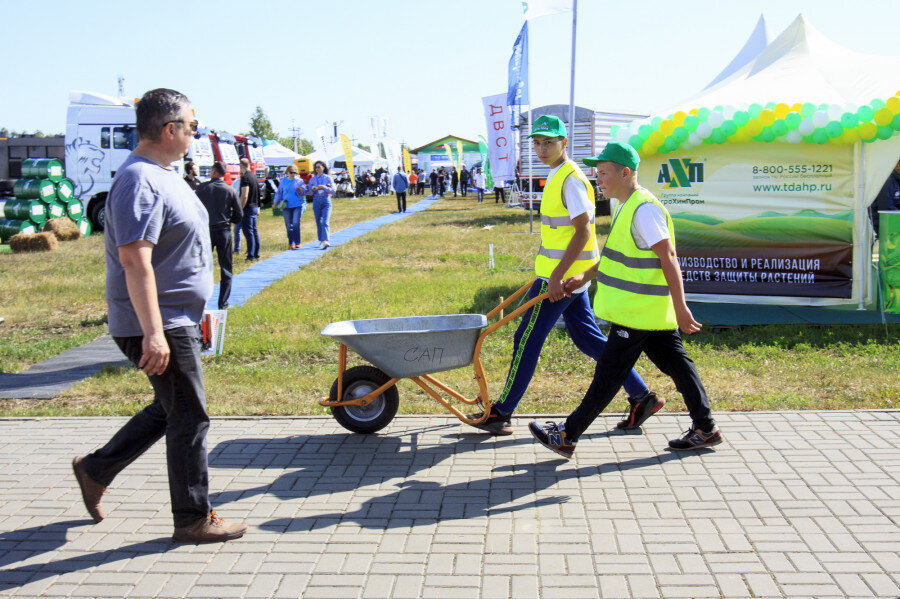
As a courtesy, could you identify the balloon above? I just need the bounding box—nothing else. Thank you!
[733,128,752,143]
[648,131,665,147]
[771,120,788,136]
[610,125,620,138]
[812,129,828,144]
[875,107,893,126]
[745,120,763,136]
[688,108,698,116]
[672,127,689,143]
[840,113,858,129]
[887,96,900,114]
[697,107,711,121]
[629,135,644,149]
[818,103,830,111]
[688,132,701,146]
[785,113,802,130]
[683,115,700,131]
[710,130,726,144]
[673,111,687,126]
[877,125,894,140]
[841,128,860,144]
[825,121,843,138]
[651,116,663,128]
[748,103,763,117]
[697,122,713,138]
[790,103,803,113]
[721,120,738,137]
[708,111,724,128]
[827,105,843,121]
[723,105,737,119]
[760,128,776,143]
[859,122,877,140]
[803,134,815,143]
[774,103,790,119]
[798,119,815,135]
[893,113,900,131]
[857,105,875,122]
[759,110,775,126]
[812,111,828,127]
[660,120,675,136]
[733,111,750,127]
[800,103,816,118]
[786,130,803,144]
[871,98,886,110]
[638,124,653,140]
[617,128,631,143]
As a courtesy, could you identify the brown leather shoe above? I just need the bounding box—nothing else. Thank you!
[172,511,248,543]
[72,456,105,522]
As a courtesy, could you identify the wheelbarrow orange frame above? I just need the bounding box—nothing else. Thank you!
[319,280,549,426]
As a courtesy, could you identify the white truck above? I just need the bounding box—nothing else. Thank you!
[65,90,184,230]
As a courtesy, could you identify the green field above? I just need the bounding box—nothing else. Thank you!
[0,194,897,418]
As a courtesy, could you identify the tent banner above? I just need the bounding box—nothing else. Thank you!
[442,143,454,168]
[456,140,463,172]
[481,93,515,181]
[637,143,855,298]
[340,134,355,190]
[402,147,412,174]
[478,135,494,190]
[879,210,900,313]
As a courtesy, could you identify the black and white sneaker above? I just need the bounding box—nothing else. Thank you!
[617,391,665,430]
[528,421,576,459]
[668,426,723,450]
[466,405,513,436]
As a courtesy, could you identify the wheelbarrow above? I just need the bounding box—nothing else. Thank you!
[319,280,549,433]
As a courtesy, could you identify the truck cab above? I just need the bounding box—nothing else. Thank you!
[65,90,139,230]
[234,135,267,183]
[186,126,215,181]
[208,131,240,185]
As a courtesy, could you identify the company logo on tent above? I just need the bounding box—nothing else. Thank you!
[658,157,705,189]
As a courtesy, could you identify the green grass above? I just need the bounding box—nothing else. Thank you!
[0,192,897,418]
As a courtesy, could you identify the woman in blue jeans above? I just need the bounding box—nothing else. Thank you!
[308,160,335,249]
[274,165,307,249]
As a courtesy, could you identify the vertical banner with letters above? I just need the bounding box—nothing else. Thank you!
[402,147,412,174]
[442,143,454,169]
[456,140,463,172]
[481,93,515,181]
[638,143,855,299]
[339,134,355,192]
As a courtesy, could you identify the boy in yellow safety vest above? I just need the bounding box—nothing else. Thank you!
[528,141,722,457]
[469,116,662,436]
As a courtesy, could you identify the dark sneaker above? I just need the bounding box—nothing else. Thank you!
[172,511,248,543]
[617,391,666,430]
[72,456,106,523]
[528,421,576,459]
[467,404,513,436]
[668,427,723,450]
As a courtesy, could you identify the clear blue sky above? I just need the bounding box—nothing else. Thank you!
[1,0,897,148]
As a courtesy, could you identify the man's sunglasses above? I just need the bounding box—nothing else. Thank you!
[167,119,199,132]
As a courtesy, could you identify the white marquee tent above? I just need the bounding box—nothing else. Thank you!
[261,140,303,166]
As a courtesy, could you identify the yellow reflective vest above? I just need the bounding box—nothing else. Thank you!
[534,160,600,280]
[594,188,678,330]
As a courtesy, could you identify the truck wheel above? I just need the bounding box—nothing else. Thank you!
[329,366,398,434]
[88,200,106,232]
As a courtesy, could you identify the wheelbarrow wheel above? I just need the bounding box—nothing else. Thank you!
[329,365,399,434]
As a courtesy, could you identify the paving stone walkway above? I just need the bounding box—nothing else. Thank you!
[0,411,897,598]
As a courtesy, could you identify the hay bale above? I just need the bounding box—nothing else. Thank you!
[9,232,59,253]
[43,217,81,241]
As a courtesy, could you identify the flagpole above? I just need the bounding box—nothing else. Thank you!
[568,0,578,131]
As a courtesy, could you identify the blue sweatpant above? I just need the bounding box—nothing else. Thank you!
[494,279,650,416]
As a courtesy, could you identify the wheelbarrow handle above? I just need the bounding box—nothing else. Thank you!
[484,280,535,321]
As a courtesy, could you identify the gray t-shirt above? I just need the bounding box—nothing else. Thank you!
[105,153,213,337]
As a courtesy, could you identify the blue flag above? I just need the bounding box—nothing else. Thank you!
[507,22,529,107]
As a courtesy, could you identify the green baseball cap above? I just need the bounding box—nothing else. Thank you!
[529,115,567,138]
[583,141,641,170]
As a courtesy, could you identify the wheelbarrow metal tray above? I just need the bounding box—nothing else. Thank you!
[321,314,488,378]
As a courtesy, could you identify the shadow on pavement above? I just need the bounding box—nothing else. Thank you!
[0,519,173,591]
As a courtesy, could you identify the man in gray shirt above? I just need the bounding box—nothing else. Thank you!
[71,88,247,543]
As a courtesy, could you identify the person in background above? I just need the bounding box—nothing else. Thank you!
[451,167,459,197]
[437,168,446,197]
[494,181,506,204]
[239,158,261,261]
[473,167,486,203]
[417,169,426,195]
[274,165,308,249]
[429,168,438,197]
[309,160,335,249]
[392,166,410,213]
[71,87,247,543]
[183,161,200,192]
[195,161,242,309]
[870,158,900,234]
[529,141,721,458]
[459,166,470,197]
[408,169,418,197]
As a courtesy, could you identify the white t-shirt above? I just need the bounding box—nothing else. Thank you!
[613,193,670,250]
[538,163,596,294]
